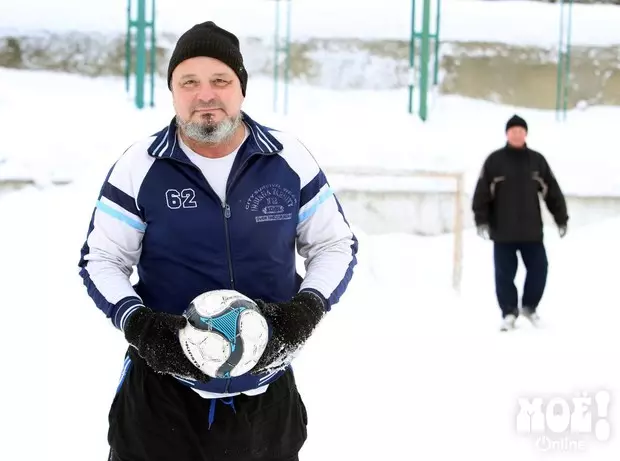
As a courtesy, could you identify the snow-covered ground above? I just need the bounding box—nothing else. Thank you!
[1,68,619,461]
[1,1,619,459]
[1,67,619,197]
[1,0,620,47]
[1,177,618,461]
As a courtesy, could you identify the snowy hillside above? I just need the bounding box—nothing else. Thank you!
[1,68,619,198]
[2,1,618,100]
[1,0,620,46]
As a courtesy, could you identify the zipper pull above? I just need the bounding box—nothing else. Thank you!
[223,203,231,219]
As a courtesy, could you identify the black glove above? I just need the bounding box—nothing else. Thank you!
[252,291,326,374]
[124,307,211,382]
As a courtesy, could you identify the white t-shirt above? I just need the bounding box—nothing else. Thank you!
[178,126,249,203]
[177,125,269,399]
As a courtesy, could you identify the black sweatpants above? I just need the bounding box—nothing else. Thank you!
[493,241,548,317]
[107,348,307,461]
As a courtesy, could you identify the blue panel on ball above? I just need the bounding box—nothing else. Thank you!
[200,307,246,348]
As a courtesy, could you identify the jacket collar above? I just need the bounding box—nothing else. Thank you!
[147,111,283,160]
[505,142,528,151]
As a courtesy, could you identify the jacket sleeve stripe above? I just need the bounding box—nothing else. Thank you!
[253,125,278,152]
[298,183,334,223]
[78,262,144,331]
[96,198,146,232]
[326,197,359,306]
[114,297,145,331]
[79,140,153,330]
[102,181,141,217]
[78,263,118,318]
[270,132,358,308]
[296,181,358,309]
[80,199,145,327]
[299,169,326,207]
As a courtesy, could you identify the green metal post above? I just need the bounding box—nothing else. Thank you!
[149,0,156,107]
[408,0,416,114]
[135,0,146,110]
[433,0,441,85]
[419,0,431,121]
[126,0,156,109]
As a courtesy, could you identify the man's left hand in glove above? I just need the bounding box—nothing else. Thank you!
[252,291,326,374]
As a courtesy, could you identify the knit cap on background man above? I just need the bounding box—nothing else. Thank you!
[505,114,528,132]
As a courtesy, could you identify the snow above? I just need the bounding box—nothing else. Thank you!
[1,178,619,460]
[2,1,620,459]
[1,67,619,197]
[1,0,620,46]
[1,73,618,460]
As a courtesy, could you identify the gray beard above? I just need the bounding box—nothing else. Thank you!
[176,113,242,145]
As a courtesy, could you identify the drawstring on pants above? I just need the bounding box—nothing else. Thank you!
[208,397,236,430]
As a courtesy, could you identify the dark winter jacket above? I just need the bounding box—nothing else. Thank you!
[472,144,568,242]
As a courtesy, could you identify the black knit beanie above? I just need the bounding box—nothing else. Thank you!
[506,114,528,132]
[167,21,248,96]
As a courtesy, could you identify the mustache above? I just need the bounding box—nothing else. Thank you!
[192,99,224,112]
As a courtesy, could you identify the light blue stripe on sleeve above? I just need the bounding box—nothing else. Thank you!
[96,200,146,231]
[298,187,334,223]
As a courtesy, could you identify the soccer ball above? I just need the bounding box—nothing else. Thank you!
[178,289,269,379]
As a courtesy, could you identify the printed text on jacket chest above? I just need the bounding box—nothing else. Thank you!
[244,184,298,223]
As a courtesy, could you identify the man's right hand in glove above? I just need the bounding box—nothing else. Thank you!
[123,307,211,382]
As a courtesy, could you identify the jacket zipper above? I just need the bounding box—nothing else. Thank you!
[222,202,234,290]
[221,153,259,394]
[166,157,239,290]
[166,152,260,394]
[221,153,258,289]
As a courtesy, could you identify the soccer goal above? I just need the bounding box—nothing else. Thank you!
[323,166,466,293]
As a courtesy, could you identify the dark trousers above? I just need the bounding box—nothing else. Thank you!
[107,347,307,461]
[493,242,548,317]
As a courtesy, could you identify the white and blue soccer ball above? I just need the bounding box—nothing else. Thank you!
[178,289,269,379]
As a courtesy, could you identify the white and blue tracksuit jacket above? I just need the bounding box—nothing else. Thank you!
[78,112,358,395]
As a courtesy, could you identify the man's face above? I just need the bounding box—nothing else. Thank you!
[171,56,244,144]
[506,126,527,148]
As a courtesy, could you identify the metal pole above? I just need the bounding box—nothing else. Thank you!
[284,0,292,115]
[419,0,431,121]
[453,175,464,293]
[135,0,146,109]
[433,0,441,86]
[408,0,416,114]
